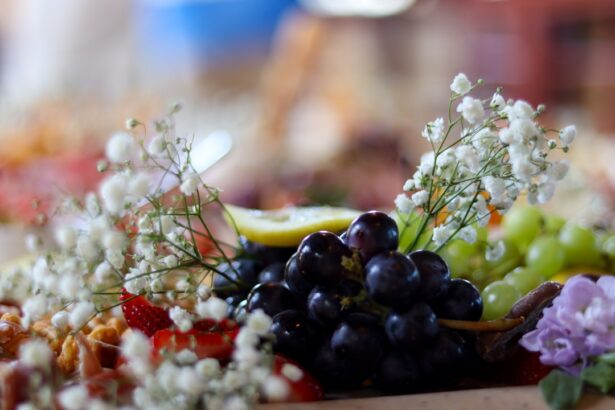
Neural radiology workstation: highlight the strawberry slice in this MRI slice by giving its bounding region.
[272,355,323,402]
[120,290,173,337]
[500,349,554,385]
[151,327,239,362]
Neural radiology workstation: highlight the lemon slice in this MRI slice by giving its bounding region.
[224,205,362,247]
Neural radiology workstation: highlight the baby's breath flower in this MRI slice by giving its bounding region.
[58,385,89,410]
[281,363,303,382]
[246,309,272,336]
[456,96,484,124]
[485,240,506,262]
[169,306,194,332]
[51,311,69,330]
[559,125,576,146]
[394,193,414,214]
[421,117,445,144]
[69,301,96,329]
[490,93,505,109]
[450,73,472,95]
[19,339,52,368]
[106,132,135,163]
[411,190,429,207]
[180,172,200,196]
[55,226,77,250]
[262,375,290,402]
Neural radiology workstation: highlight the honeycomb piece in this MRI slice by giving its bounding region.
[57,335,78,375]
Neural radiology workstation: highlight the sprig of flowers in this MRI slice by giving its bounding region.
[3,105,300,409]
[520,275,615,409]
[395,73,575,254]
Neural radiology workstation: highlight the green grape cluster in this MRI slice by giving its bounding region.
[438,206,615,321]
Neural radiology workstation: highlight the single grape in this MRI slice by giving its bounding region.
[440,240,477,277]
[374,350,421,390]
[213,258,262,298]
[297,232,352,286]
[225,294,244,318]
[502,206,543,250]
[284,253,315,300]
[385,303,439,350]
[604,235,615,259]
[239,236,295,265]
[365,251,420,308]
[433,279,482,321]
[258,262,286,284]
[271,310,320,361]
[233,299,248,324]
[307,285,355,327]
[246,283,299,317]
[544,214,566,235]
[481,280,521,320]
[558,223,601,267]
[504,267,545,295]
[346,211,399,262]
[525,236,565,278]
[409,250,451,301]
[312,342,368,388]
[418,329,466,377]
[331,313,384,370]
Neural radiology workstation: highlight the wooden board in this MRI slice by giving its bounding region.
[260,386,615,410]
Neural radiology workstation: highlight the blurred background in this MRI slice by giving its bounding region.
[0,0,613,237]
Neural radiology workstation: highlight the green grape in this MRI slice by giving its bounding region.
[502,206,543,251]
[602,235,615,259]
[394,211,432,252]
[481,281,522,320]
[544,214,566,235]
[440,239,477,277]
[475,225,489,243]
[504,267,546,295]
[525,236,566,278]
[558,223,601,267]
[485,240,522,279]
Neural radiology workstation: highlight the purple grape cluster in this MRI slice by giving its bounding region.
[218,211,484,392]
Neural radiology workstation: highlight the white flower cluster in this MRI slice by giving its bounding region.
[122,310,292,410]
[5,108,229,333]
[398,73,575,250]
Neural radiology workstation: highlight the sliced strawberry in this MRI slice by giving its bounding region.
[504,349,554,385]
[120,290,173,337]
[151,327,239,362]
[272,355,323,402]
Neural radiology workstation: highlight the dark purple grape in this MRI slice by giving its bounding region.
[307,285,355,327]
[346,211,398,262]
[331,313,384,370]
[433,279,483,321]
[312,342,368,388]
[225,294,244,318]
[246,283,299,317]
[297,232,352,286]
[258,262,286,284]
[375,350,421,390]
[417,329,466,377]
[364,251,420,308]
[409,250,451,301]
[239,236,296,265]
[271,310,321,361]
[213,258,262,298]
[233,299,248,324]
[284,254,314,300]
[385,303,439,350]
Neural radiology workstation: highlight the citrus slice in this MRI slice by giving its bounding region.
[224,205,362,247]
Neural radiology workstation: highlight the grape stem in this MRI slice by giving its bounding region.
[438,317,524,332]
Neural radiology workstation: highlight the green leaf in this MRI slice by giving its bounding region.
[581,362,615,394]
[598,352,615,366]
[539,369,583,410]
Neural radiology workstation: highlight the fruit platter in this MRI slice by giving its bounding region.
[1,75,615,410]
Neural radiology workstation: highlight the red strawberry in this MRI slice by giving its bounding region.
[505,349,554,385]
[120,290,173,337]
[151,327,239,362]
[272,355,323,402]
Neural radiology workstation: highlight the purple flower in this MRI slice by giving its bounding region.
[520,275,615,375]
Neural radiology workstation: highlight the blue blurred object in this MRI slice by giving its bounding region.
[136,0,300,69]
